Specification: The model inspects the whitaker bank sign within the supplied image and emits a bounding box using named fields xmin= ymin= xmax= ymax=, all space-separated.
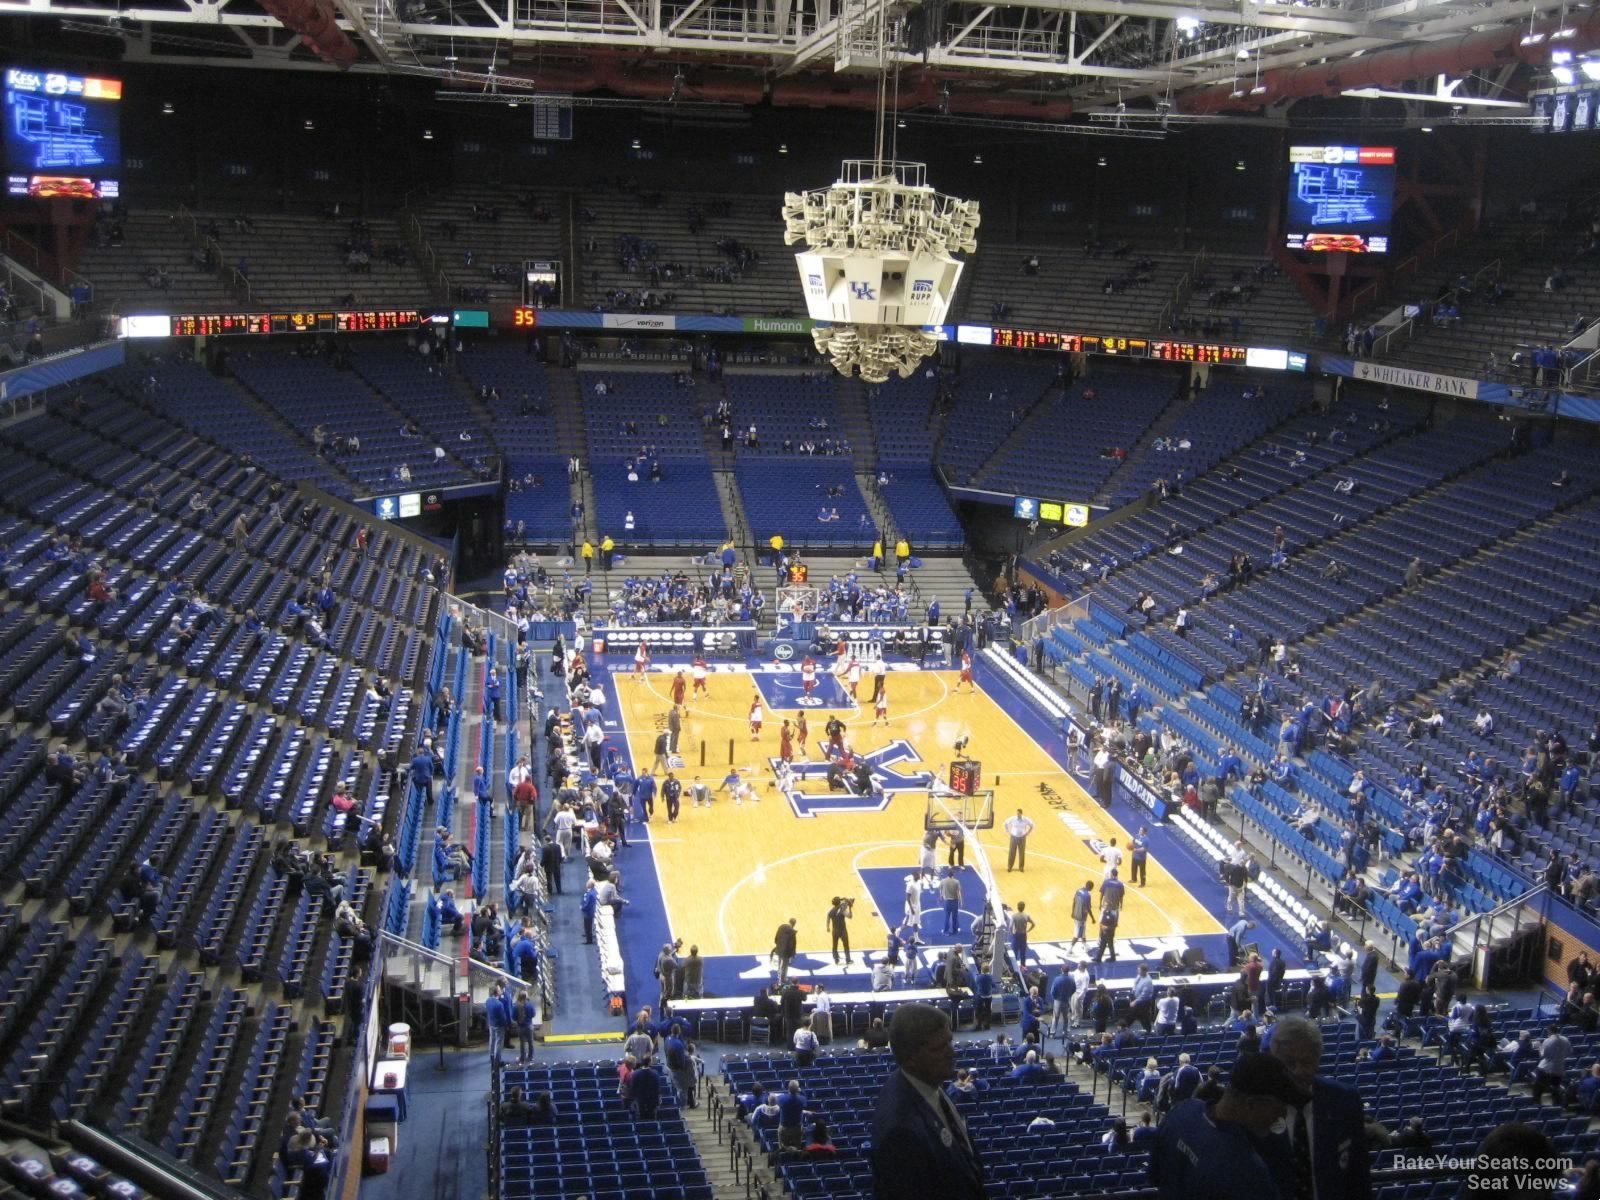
xmin=1351 ymin=361 xmax=1481 ymax=399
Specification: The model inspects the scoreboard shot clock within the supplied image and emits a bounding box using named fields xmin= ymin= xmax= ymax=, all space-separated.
xmin=949 ymin=760 xmax=982 ymax=796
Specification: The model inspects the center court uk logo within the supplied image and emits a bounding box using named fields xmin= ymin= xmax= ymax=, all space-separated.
xmin=773 ymin=739 xmax=935 ymax=818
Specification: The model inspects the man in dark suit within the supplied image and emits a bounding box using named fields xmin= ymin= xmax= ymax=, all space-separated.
xmin=870 ymin=1003 xmax=986 ymax=1200
xmin=1265 ymin=1016 xmax=1371 ymax=1200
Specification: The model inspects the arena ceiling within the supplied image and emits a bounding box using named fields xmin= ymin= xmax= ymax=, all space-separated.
xmin=2 ymin=0 xmax=1593 ymax=121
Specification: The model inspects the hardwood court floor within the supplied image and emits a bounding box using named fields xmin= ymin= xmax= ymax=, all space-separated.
xmin=612 ymin=666 xmax=1221 ymax=960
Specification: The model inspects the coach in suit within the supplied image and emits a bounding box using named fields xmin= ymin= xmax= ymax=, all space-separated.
xmin=1264 ymin=1016 xmax=1371 ymax=1200
xmin=871 ymin=1004 xmax=986 ymax=1200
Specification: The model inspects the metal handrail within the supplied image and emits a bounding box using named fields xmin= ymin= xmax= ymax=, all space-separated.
xmin=2 ymin=228 xmax=42 ymax=271
xmin=1444 ymin=882 xmax=1548 ymax=941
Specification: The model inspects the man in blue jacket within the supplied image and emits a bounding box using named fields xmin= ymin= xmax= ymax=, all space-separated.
xmin=1048 ymin=966 xmax=1076 ymax=1038
xmin=630 ymin=1056 xmax=663 ymax=1118
xmin=486 ymin=669 xmax=502 ymax=723
xmin=410 ymin=742 xmax=435 ymax=803
xmin=510 ymin=924 xmax=539 ymax=987
xmin=870 ymin=1004 xmax=985 ymax=1200
xmin=1263 ymin=1016 xmax=1371 ymax=1200
xmin=484 ymin=982 xmax=508 ymax=1066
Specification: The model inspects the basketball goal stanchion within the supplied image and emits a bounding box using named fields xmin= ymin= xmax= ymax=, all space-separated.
xmin=925 ymin=788 xmax=1010 ymax=983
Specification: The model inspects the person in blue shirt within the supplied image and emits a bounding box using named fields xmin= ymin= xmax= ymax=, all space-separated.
xmin=1048 ymin=968 xmax=1075 ymax=1038
xmin=486 ymin=670 xmax=502 ymax=723
xmin=437 ymin=889 xmax=464 ymax=935
xmin=472 ymin=766 xmax=492 ymax=806
xmin=1129 ymin=828 xmax=1150 ymax=887
xmin=1560 ymin=763 xmax=1583 ymax=810
xmin=1071 ymin=881 xmax=1095 ymax=945
xmin=926 ymin=598 xmax=940 ymax=625
xmin=410 ymin=743 xmax=435 ymax=802
xmin=1019 ymin=987 xmax=1042 ymax=1043
xmin=434 ymin=828 xmax=470 ymax=883
xmin=510 ymin=925 xmax=540 ymax=986
xmin=973 ymin=961 xmax=996 ymax=1029
xmin=316 ymin=584 xmax=335 ymax=615
xmin=1009 ymin=1050 xmax=1046 ymax=1081
xmin=634 ymin=772 xmax=657 ymax=822
xmin=1151 ymin=1053 xmax=1306 ymax=1200
xmin=630 ymin=1058 xmax=662 ymax=1118
xmin=580 ymin=879 xmax=599 ymax=944
xmin=775 ymin=1081 xmax=809 ymax=1150
xmin=1131 ymin=965 xmax=1157 ymax=1031
xmin=484 ymin=982 xmax=509 ymax=1066
xmin=510 ymin=988 xmax=538 ymax=1065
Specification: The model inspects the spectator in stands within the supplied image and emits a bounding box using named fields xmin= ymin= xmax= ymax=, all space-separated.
xmin=869 ymin=1003 xmax=985 ymax=1200
xmin=484 ymin=982 xmax=509 ymax=1067
xmin=1264 ymin=1016 xmax=1371 ymax=1200
xmin=793 ymin=1018 xmax=820 ymax=1067
xmin=434 ymin=827 xmax=471 ymax=881
xmin=662 ymin=1023 xmax=696 ymax=1104
xmin=630 ymin=1055 xmax=663 ymax=1118
xmin=777 ymin=1079 xmax=810 ymax=1151
xmin=333 ymin=899 xmax=371 ymax=958
xmin=1151 ymin=1052 xmax=1307 ymax=1200
xmin=1532 ymin=1023 xmax=1573 ymax=1104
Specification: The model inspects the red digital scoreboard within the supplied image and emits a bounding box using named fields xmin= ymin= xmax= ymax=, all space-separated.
xmin=990 ymin=329 xmax=1150 ymax=355
xmin=512 ymin=306 xmax=540 ymax=329
xmin=1149 ymin=341 xmax=1248 ymax=364
xmin=989 ymin=327 xmax=1246 ymax=363
xmin=165 ymin=310 xmax=426 ymax=337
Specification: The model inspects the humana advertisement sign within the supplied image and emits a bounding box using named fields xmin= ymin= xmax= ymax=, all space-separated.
xmin=744 ymin=316 xmax=814 ymax=334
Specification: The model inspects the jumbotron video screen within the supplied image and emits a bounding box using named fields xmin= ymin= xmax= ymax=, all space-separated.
xmin=1284 ymin=144 xmax=1396 ymax=254
xmin=4 ymin=66 xmax=123 ymax=200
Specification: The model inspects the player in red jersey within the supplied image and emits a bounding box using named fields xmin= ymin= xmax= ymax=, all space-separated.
xmin=958 ymin=650 xmax=975 ymax=693
xmin=749 ymin=694 xmax=764 ymax=739
xmin=634 ymin=639 xmax=650 ymax=676
xmin=670 ymin=670 xmax=687 ymax=707
xmin=691 ymin=656 xmax=709 ymax=696
xmin=779 ymin=719 xmax=794 ymax=762
xmin=873 ymin=687 xmax=890 ymax=726
xmin=801 ymin=656 xmax=818 ymax=696
xmin=796 ymin=711 xmax=809 ymax=756
xmin=845 ymin=656 xmax=863 ymax=698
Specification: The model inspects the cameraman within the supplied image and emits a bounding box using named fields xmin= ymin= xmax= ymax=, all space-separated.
xmin=827 ymin=896 xmax=854 ymax=965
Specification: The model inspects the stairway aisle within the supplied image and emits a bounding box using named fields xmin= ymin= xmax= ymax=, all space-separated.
xmin=682 ymin=1075 xmax=779 ymax=1200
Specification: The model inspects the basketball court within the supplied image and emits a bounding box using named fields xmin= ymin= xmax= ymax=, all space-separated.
xmin=606 ymin=657 xmax=1223 ymax=991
